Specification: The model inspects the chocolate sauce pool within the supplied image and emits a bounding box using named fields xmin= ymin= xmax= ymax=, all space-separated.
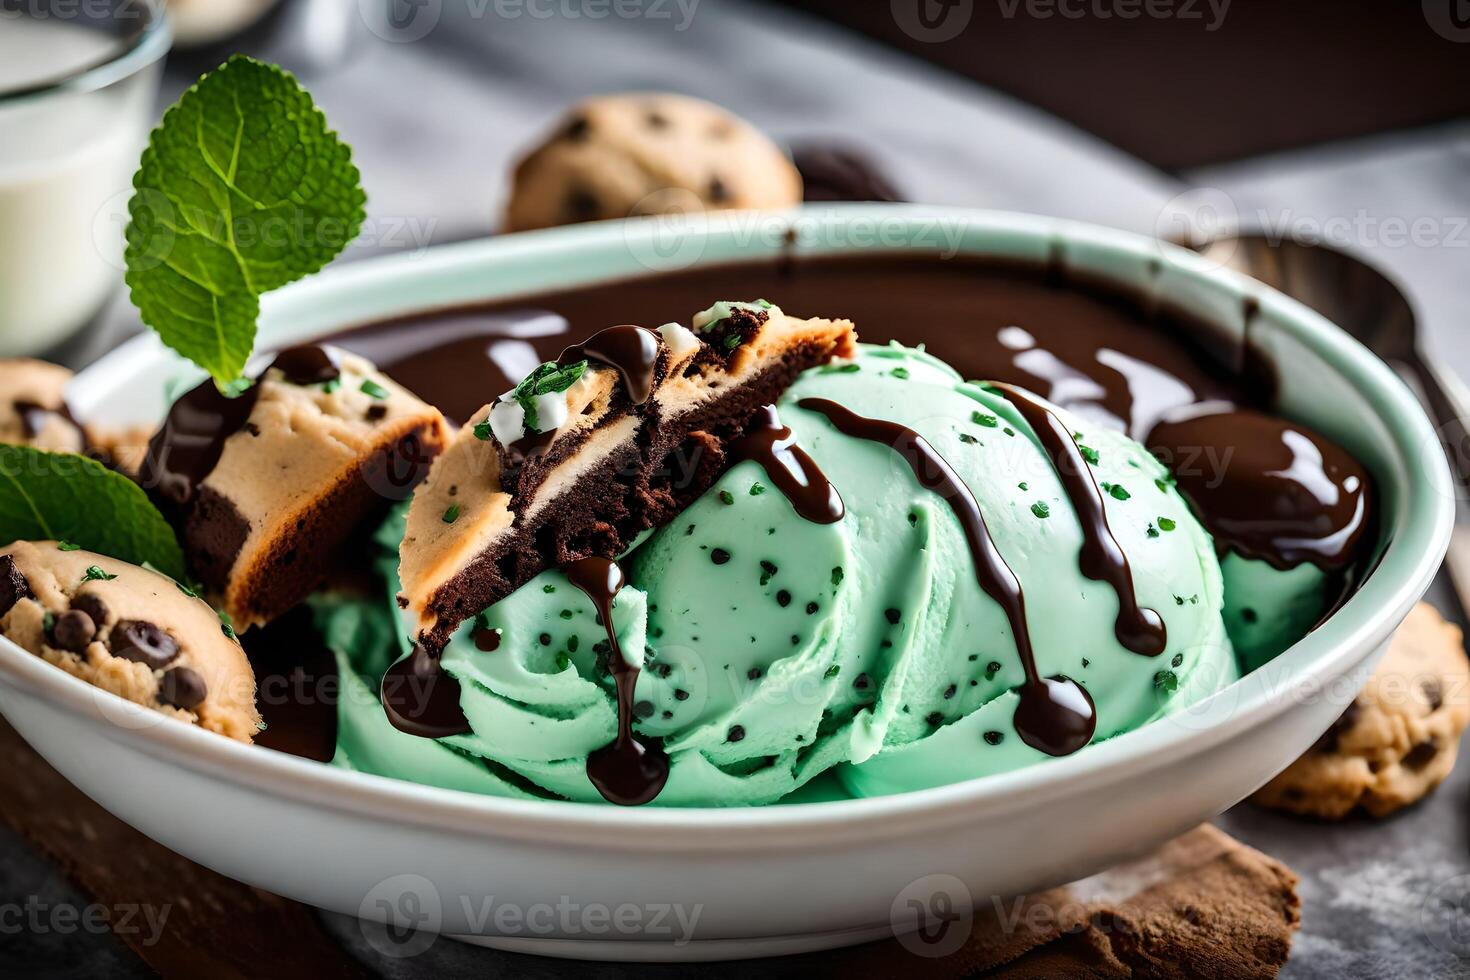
xmin=249 ymin=252 xmax=1377 ymax=789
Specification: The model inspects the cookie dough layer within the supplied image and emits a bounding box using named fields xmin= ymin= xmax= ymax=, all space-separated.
xmin=1254 ymin=602 xmax=1470 ymax=819
xmin=180 ymin=351 xmax=450 ymax=631
xmin=0 ymin=541 xmax=261 ymax=741
xmin=506 ymin=93 xmax=802 ymax=232
xmin=399 ymin=304 xmax=855 ymax=648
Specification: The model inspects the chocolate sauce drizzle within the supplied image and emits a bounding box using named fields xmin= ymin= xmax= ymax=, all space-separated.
xmin=557 ymin=324 xmax=662 ymax=405
xmin=728 ymin=406 xmax=844 ymax=524
xmin=996 ymin=384 xmax=1168 ymax=657
xmin=140 ymin=381 xmax=261 ymax=506
xmin=140 ymin=344 xmax=339 ymax=506
xmin=1148 ymin=405 xmax=1371 ymax=572
xmin=565 ymin=556 xmax=670 ymax=805
xmin=381 ymin=643 xmax=471 ymax=739
xmin=797 ymin=397 xmax=1096 ymax=757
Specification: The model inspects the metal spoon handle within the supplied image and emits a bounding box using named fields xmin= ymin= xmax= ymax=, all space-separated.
xmin=1409 ymin=353 xmax=1470 ymax=492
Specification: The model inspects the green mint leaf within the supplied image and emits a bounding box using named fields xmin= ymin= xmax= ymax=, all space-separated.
xmin=83 ymin=566 xmax=118 ymax=582
xmin=57 ymin=540 xmax=80 ymax=551
xmin=125 ymin=56 xmax=366 ymax=388
xmin=360 ymin=379 xmax=389 ymax=400
xmin=0 ymin=446 xmax=185 ymax=580
xmin=1031 ymin=501 xmax=1050 ymax=519
xmin=473 ymin=420 xmax=493 ymax=441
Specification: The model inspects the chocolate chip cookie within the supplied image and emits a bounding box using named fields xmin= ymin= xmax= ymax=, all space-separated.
xmin=505 ymin=93 xmax=802 ymax=232
xmin=0 ymin=541 xmax=261 ymax=741
xmin=1254 ymin=602 xmax=1469 ymax=819
xmin=0 ymin=358 xmax=86 ymax=454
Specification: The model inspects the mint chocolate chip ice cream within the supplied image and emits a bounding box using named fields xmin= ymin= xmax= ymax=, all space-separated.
xmin=324 ymin=341 xmax=1238 ymax=805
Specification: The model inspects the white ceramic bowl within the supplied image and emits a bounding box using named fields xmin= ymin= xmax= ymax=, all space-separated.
xmin=0 ymin=207 xmax=1452 ymax=961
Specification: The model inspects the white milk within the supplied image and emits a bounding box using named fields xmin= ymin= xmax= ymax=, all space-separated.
xmin=0 ymin=19 xmax=156 ymax=355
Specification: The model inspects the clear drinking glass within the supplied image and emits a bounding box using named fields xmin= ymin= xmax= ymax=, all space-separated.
xmin=0 ymin=0 xmax=170 ymax=356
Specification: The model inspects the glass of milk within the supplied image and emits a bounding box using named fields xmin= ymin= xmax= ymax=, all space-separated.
xmin=0 ymin=1 xmax=171 ymax=356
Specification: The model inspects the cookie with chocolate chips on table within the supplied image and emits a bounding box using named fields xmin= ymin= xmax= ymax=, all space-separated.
xmin=1254 ymin=602 xmax=1470 ymax=819
xmin=0 ymin=541 xmax=261 ymax=741
xmin=505 ymin=93 xmax=803 ymax=232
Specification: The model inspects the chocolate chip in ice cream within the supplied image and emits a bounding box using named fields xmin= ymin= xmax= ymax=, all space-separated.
xmin=111 ymin=620 xmax=181 ymax=669
xmin=51 ymin=610 xmax=96 ymax=652
xmin=0 ymin=555 xmax=32 ymax=617
xmin=159 ymin=666 xmax=208 ymax=710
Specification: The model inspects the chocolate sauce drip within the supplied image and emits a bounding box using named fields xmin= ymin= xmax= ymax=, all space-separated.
xmin=380 ymin=643 xmax=471 ymax=739
xmin=997 ymin=384 xmax=1168 ymax=657
xmin=797 ymin=397 xmax=1095 ymax=757
xmin=728 ymin=405 xmax=844 ymax=524
xmin=1148 ymin=405 xmax=1372 ymax=572
xmin=140 ymin=343 xmax=370 ymax=506
xmin=269 ymin=344 xmax=342 ymax=385
xmin=140 ymin=381 xmax=261 ymax=506
xmin=558 ymin=324 xmax=661 ymax=405
xmin=565 ymin=556 xmax=670 ymax=805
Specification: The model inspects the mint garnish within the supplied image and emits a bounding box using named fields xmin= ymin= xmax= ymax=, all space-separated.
xmin=0 ymin=447 xmax=185 ymax=580
xmin=83 ymin=566 xmax=118 ymax=582
xmin=511 ymin=361 xmax=587 ymax=432
xmin=125 ymin=56 xmax=366 ymax=389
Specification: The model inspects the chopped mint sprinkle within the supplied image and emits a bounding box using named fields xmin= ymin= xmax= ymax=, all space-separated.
xmin=831 ymin=566 xmax=844 ymax=586
xmin=824 ymin=664 xmax=840 ymax=679
xmin=821 ymin=362 xmax=861 ymax=374
xmin=82 ymin=566 xmax=116 ymax=582
xmin=1146 ymin=524 xmax=1159 ymax=539
xmin=958 ymin=433 xmax=978 ymax=445
xmin=322 ymin=378 xmax=342 ymax=394
xmin=555 ymin=652 xmax=571 ymax=671
xmin=222 ymin=621 xmax=238 ymax=641
xmin=1031 ymin=501 xmax=1050 ymax=519
xmin=1017 ymin=482 xmax=1028 ymax=491
xmin=543 ymin=584 xmax=556 ymax=593
xmin=972 ymin=411 xmax=998 ymax=428
xmin=719 ymin=490 xmax=735 ymax=506
xmin=57 ymin=541 xmax=80 ymax=552
xmin=1154 ymin=670 xmax=1178 ymax=694
xmin=473 ymin=420 xmax=493 ymax=441
xmin=175 ymin=580 xmax=199 ymax=598
xmin=749 ymin=482 xmax=766 ymax=496
xmin=513 ymin=360 xmax=587 ymax=431
xmin=1076 ymin=443 xmax=1100 ymax=465
xmin=1100 ymin=482 xmax=1131 ymax=501
xmin=441 ymin=504 xmax=461 ymax=524
xmin=889 ymin=367 xmax=910 ymax=380
xmin=1171 ymin=652 xmax=1184 ymax=668
xmin=359 ymin=378 xmax=389 ymax=400
xmin=1003 ymin=427 xmax=1015 ymax=437
xmin=1158 ymin=517 xmax=1177 ymax=531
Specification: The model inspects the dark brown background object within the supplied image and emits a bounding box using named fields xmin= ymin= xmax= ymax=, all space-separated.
xmin=775 ymin=0 xmax=1470 ymax=170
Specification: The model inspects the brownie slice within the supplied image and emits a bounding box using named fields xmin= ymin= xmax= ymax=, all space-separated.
xmin=399 ymin=301 xmax=856 ymax=649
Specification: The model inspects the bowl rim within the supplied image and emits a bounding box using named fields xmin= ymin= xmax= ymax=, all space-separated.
xmin=2 ymin=204 xmax=1452 ymax=850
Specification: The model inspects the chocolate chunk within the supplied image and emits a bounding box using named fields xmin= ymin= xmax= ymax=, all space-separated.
xmin=159 ymin=666 xmax=207 ymax=710
xmin=1423 ymin=679 xmax=1444 ymax=712
xmin=707 ymin=176 xmax=729 ymax=203
xmin=270 ymin=344 xmax=341 ymax=385
xmin=365 ymin=404 xmax=388 ymax=422
xmin=0 ymin=556 xmax=32 ymax=617
xmin=565 ymin=187 xmax=600 ymax=222
xmin=645 ymin=109 xmax=669 ymax=130
xmin=111 ymin=620 xmax=181 ymax=669
xmin=563 ymin=115 xmax=590 ymax=141
xmin=1403 ymin=740 xmax=1439 ymax=772
xmin=51 ymin=611 xmax=96 ymax=653
xmin=70 ymin=593 xmax=109 ymax=628
xmin=1314 ymin=700 xmax=1360 ymax=754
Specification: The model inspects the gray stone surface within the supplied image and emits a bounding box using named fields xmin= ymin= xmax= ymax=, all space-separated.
xmin=8 ymin=2 xmax=1470 ymax=977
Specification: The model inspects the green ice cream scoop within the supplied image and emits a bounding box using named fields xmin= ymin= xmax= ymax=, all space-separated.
xmin=327 ymin=343 xmax=1238 ymax=805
